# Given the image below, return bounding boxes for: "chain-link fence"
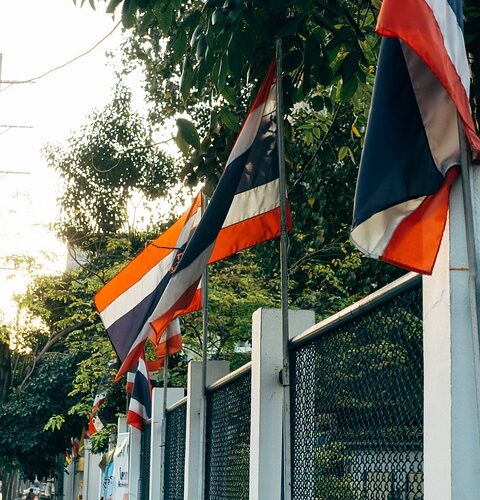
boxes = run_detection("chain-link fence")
[164,399,187,500]
[290,275,423,499]
[139,424,151,500]
[205,365,252,500]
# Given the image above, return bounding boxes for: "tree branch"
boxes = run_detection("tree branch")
[18,319,89,390]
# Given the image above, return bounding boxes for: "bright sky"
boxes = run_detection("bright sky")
[0,0,124,322]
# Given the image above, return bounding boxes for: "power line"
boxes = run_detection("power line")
[0,171,30,175]
[0,21,121,94]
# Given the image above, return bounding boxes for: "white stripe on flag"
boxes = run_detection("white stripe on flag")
[223,179,280,228]
[99,208,202,330]
[423,0,470,93]
[401,42,460,175]
[226,84,277,165]
[126,244,214,358]
[350,196,426,257]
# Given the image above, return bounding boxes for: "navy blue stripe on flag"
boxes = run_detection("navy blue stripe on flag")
[131,368,151,418]
[235,114,278,194]
[106,263,179,361]
[352,38,443,229]
[175,110,278,272]
[446,0,463,30]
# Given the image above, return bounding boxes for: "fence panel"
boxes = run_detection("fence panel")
[139,424,151,500]
[205,368,251,500]
[164,400,187,500]
[290,278,423,499]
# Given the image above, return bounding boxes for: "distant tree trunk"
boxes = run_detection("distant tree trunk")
[0,340,12,404]
[1,469,15,500]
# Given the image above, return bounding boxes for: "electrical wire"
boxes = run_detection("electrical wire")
[0,21,121,94]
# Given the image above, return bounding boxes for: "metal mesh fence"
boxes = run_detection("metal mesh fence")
[164,401,187,500]
[205,368,251,500]
[139,424,151,500]
[290,279,423,499]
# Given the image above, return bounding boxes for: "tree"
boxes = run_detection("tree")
[44,80,179,248]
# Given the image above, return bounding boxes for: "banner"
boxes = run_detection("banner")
[113,432,129,500]
[102,461,115,500]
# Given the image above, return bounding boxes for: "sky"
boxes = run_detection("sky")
[0,0,124,322]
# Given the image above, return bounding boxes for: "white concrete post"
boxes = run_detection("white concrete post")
[424,176,480,498]
[128,427,142,500]
[183,360,230,500]
[149,387,185,500]
[82,440,101,500]
[249,308,315,500]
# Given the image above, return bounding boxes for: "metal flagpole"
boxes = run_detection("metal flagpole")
[457,116,480,439]
[276,37,292,500]
[159,354,169,496]
[200,193,209,499]
[200,192,209,395]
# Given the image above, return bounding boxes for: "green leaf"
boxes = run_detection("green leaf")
[228,47,242,83]
[180,58,194,102]
[190,25,203,47]
[106,0,122,13]
[175,133,191,156]
[138,10,155,33]
[338,145,350,161]
[337,51,361,84]
[169,30,188,64]
[221,86,237,106]
[122,0,138,28]
[154,3,173,34]
[216,54,229,92]
[219,108,240,132]
[339,76,358,102]
[196,34,207,60]
[176,118,201,150]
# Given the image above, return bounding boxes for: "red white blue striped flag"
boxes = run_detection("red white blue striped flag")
[97,61,290,379]
[95,194,203,371]
[126,353,152,430]
[351,0,480,274]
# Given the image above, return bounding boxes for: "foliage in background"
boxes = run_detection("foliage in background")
[44,81,179,247]
[4,0,479,479]
[0,352,83,480]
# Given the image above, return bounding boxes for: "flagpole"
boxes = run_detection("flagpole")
[160,354,169,496]
[458,115,480,439]
[276,37,292,500]
[200,192,209,394]
[200,193,209,499]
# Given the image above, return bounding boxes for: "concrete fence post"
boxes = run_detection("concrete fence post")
[423,177,480,498]
[128,427,142,500]
[183,360,229,500]
[249,308,315,500]
[150,386,185,500]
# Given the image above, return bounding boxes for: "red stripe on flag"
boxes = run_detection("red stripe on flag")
[115,283,201,380]
[381,167,459,274]
[154,334,183,358]
[94,194,202,312]
[376,0,480,154]
[209,205,292,264]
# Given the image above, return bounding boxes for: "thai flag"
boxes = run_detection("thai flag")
[95,194,203,368]
[151,317,182,360]
[126,354,152,430]
[351,0,480,274]
[102,61,290,378]
[88,361,116,435]
[88,387,107,435]
[125,371,135,395]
